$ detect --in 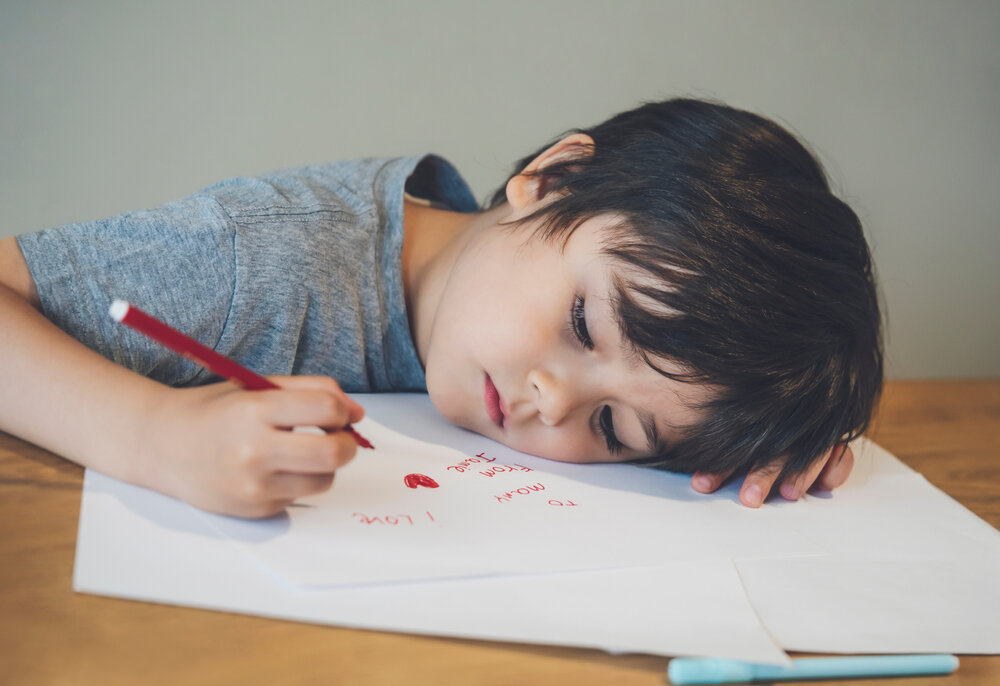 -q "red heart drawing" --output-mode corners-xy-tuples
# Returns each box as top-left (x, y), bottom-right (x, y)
(404, 473), (439, 489)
